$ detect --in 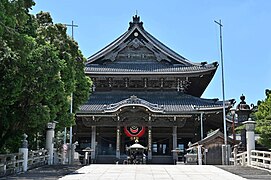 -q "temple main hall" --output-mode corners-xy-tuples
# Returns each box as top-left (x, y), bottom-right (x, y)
(74, 15), (234, 164)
